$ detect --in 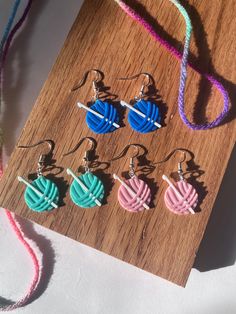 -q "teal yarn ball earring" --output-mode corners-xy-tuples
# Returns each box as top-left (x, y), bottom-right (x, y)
(71, 69), (120, 134)
(64, 137), (105, 208)
(17, 140), (59, 212)
(118, 72), (162, 133)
